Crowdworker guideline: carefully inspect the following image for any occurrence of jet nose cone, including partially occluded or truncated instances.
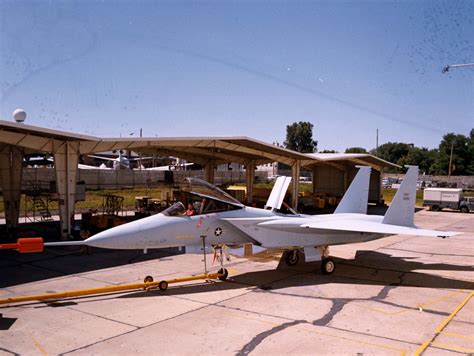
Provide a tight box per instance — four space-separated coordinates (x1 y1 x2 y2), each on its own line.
85 220 143 249
84 214 171 250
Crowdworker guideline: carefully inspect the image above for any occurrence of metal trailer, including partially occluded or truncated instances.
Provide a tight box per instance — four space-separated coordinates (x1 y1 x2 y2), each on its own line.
423 188 466 212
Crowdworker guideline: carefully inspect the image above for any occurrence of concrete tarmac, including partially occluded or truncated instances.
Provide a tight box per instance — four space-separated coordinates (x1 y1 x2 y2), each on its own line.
0 209 473 355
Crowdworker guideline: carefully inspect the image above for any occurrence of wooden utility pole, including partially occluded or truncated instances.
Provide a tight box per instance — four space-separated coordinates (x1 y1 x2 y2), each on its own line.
448 141 454 177
375 129 379 156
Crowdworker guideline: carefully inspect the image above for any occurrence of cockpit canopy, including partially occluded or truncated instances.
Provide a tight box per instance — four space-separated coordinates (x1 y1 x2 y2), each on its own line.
163 202 186 216
180 178 244 207
162 177 244 217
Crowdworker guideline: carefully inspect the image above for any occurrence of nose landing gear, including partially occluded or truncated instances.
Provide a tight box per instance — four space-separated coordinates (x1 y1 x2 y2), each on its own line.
217 268 228 281
201 235 228 281
213 245 229 281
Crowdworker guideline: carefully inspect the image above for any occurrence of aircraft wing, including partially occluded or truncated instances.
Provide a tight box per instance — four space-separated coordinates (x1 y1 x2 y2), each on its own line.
300 220 461 238
218 219 263 246
78 163 111 170
143 163 195 171
88 155 114 161
128 156 154 161
255 216 461 237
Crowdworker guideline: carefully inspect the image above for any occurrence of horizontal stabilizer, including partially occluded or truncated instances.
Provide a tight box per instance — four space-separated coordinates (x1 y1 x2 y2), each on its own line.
265 176 292 210
334 166 371 214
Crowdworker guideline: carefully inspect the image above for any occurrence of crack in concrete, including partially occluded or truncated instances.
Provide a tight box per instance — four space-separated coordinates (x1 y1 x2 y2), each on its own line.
236 319 305 356
0 347 19 356
311 279 399 328
313 299 346 326
59 275 258 355
59 303 212 355
66 304 141 329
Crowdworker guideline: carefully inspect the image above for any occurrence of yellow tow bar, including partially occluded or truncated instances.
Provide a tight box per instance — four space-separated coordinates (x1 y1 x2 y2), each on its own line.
0 272 225 306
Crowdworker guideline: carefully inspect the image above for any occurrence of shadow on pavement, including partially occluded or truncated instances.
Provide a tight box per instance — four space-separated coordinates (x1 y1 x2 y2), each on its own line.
1 249 472 309
95 250 474 301
0 247 182 288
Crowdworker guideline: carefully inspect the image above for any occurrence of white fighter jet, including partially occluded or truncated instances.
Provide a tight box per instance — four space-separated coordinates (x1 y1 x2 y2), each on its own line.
46 165 460 278
89 151 155 170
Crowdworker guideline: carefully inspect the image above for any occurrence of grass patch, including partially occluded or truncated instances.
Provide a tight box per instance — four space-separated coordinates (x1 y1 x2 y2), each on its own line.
382 188 424 206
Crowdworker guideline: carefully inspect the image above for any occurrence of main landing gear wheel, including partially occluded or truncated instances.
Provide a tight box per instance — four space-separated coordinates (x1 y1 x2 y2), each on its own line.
144 275 154 283
158 280 168 291
461 206 469 213
285 250 299 266
321 258 336 275
218 268 228 281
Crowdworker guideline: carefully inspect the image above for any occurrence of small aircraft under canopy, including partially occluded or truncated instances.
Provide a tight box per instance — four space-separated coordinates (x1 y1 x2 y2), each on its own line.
45 166 460 278
24 154 110 170
23 152 189 171
88 150 152 170
88 152 192 171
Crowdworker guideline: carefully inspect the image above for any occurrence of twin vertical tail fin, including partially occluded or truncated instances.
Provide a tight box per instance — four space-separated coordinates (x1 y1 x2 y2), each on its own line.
334 166 371 214
265 176 292 210
382 165 418 227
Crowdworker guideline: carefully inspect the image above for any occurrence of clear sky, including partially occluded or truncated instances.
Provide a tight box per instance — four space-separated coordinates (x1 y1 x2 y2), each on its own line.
0 0 472 152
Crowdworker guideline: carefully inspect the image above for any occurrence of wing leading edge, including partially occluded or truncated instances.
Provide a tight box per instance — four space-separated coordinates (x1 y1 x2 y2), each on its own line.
300 219 460 238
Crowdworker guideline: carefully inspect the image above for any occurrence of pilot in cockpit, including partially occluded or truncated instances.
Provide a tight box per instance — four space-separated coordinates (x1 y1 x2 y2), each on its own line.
185 203 196 216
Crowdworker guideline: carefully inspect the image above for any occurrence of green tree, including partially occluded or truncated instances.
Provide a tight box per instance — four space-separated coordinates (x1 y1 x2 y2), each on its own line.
345 147 367 153
284 121 317 153
370 142 412 165
368 130 473 175
435 133 470 175
397 147 435 174
466 129 474 175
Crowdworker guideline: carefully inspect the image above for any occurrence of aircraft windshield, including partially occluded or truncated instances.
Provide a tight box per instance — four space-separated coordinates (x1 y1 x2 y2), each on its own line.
180 178 244 207
162 202 186 216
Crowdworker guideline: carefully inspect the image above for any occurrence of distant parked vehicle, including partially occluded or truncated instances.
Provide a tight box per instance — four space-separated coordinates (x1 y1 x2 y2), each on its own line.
382 177 401 189
267 175 281 182
382 179 391 188
423 188 473 213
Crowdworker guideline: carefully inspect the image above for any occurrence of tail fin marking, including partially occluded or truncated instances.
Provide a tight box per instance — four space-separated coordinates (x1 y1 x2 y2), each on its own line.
382 165 418 227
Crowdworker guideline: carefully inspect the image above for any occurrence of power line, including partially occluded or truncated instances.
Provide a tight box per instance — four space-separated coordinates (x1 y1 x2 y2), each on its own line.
442 62 474 73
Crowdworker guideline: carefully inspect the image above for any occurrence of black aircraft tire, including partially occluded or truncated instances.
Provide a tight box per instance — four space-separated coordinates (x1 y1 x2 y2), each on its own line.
460 206 469 213
285 250 299 266
144 275 154 283
218 268 228 281
321 258 336 275
158 280 168 291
